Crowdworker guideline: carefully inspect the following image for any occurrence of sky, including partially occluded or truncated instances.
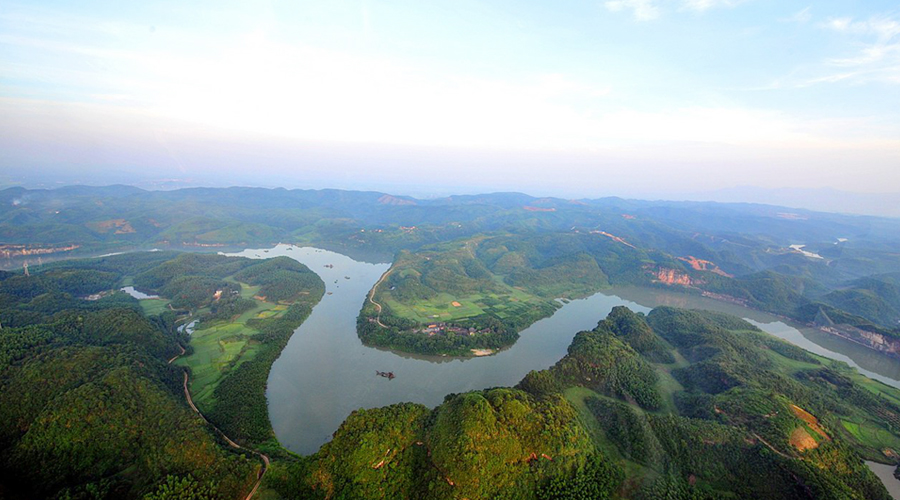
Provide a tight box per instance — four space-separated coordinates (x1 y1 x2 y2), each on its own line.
1 0 899 199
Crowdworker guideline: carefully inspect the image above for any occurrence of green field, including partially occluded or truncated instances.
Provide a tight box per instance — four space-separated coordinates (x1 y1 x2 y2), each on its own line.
840 417 900 453
229 277 262 299
377 244 558 326
175 282 282 411
564 386 623 458
383 286 545 324
138 297 171 316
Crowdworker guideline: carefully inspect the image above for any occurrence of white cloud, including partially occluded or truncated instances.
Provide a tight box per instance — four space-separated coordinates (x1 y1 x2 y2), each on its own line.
783 6 811 24
1 3 895 153
604 0 748 21
604 0 660 21
807 14 900 85
680 0 745 13
824 15 900 40
825 17 852 32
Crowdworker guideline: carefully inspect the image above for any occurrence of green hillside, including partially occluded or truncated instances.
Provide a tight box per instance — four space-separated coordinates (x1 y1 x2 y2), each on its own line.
3 248 900 499
6 185 900 353
0 255 259 499
0 251 324 499
266 306 900 499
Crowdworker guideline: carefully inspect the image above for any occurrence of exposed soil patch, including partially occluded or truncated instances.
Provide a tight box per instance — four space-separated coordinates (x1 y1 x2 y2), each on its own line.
790 404 830 441
90 219 136 234
652 267 695 286
678 256 733 277
790 427 819 451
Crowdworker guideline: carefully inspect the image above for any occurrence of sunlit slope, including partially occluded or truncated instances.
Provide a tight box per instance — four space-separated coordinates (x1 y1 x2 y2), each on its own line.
0 253 263 499
268 306 900 499
132 254 325 445
4 185 900 348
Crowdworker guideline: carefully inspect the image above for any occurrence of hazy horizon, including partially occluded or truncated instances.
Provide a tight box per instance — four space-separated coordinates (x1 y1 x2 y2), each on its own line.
4 177 900 219
2 1 899 206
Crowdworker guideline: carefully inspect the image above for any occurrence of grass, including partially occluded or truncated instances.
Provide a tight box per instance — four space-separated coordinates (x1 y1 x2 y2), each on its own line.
382 284 548 324
839 417 900 456
375 241 561 327
848 368 900 408
754 344 900 460
764 352 821 375
175 322 255 409
175 282 286 412
139 298 171 316
842 420 865 441
563 387 659 492
653 365 684 415
564 386 623 459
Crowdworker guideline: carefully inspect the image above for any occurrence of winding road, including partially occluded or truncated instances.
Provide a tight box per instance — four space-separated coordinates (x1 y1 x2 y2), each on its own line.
752 432 795 460
367 267 393 328
169 344 270 500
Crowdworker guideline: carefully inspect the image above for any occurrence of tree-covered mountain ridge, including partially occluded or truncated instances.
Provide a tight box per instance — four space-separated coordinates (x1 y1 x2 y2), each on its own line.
5 185 899 357
359 230 900 357
0 251 325 499
269 306 900 499
3 250 900 498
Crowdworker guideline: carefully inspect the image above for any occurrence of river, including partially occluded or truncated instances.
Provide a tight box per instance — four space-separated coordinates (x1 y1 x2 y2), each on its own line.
226 244 900 493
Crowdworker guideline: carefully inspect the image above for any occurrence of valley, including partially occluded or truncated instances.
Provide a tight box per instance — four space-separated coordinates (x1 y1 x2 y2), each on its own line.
5 1 899 496
3 186 900 499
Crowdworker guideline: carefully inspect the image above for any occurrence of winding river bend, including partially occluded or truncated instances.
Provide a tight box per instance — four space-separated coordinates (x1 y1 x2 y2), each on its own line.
227 245 900 461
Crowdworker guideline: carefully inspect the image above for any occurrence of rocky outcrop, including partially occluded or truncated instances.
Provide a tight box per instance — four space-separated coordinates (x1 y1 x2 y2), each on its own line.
653 267 694 286
677 256 733 277
819 323 900 358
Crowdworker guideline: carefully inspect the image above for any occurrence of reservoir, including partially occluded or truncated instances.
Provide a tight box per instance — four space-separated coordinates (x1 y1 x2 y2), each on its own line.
227 245 900 461
120 286 159 300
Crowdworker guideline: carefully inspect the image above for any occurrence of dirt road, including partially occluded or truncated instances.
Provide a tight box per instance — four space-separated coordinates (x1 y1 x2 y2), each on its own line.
367 268 393 328
171 345 270 500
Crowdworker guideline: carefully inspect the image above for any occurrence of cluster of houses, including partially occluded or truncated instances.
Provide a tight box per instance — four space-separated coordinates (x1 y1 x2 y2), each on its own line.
418 322 478 337
365 316 492 338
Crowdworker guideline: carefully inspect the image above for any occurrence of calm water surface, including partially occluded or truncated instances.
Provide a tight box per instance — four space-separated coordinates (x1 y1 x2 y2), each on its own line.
866 461 900 500
228 245 900 468
120 286 159 299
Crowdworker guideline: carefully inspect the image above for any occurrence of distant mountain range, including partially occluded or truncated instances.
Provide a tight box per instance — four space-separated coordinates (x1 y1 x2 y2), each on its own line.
680 187 900 218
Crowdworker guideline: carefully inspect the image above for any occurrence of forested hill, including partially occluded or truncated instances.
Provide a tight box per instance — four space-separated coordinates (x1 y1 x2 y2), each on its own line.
0 251 324 499
3 185 899 260
3 246 900 498
356 228 900 357
6 185 900 349
267 306 900 499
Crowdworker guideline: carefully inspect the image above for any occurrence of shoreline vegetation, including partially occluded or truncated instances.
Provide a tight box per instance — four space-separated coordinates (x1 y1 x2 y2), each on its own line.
356 231 900 359
150 254 326 449
0 251 324 498
4 185 900 497
265 306 900 499
3 249 900 498
355 237 605 357
4 186 900 360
